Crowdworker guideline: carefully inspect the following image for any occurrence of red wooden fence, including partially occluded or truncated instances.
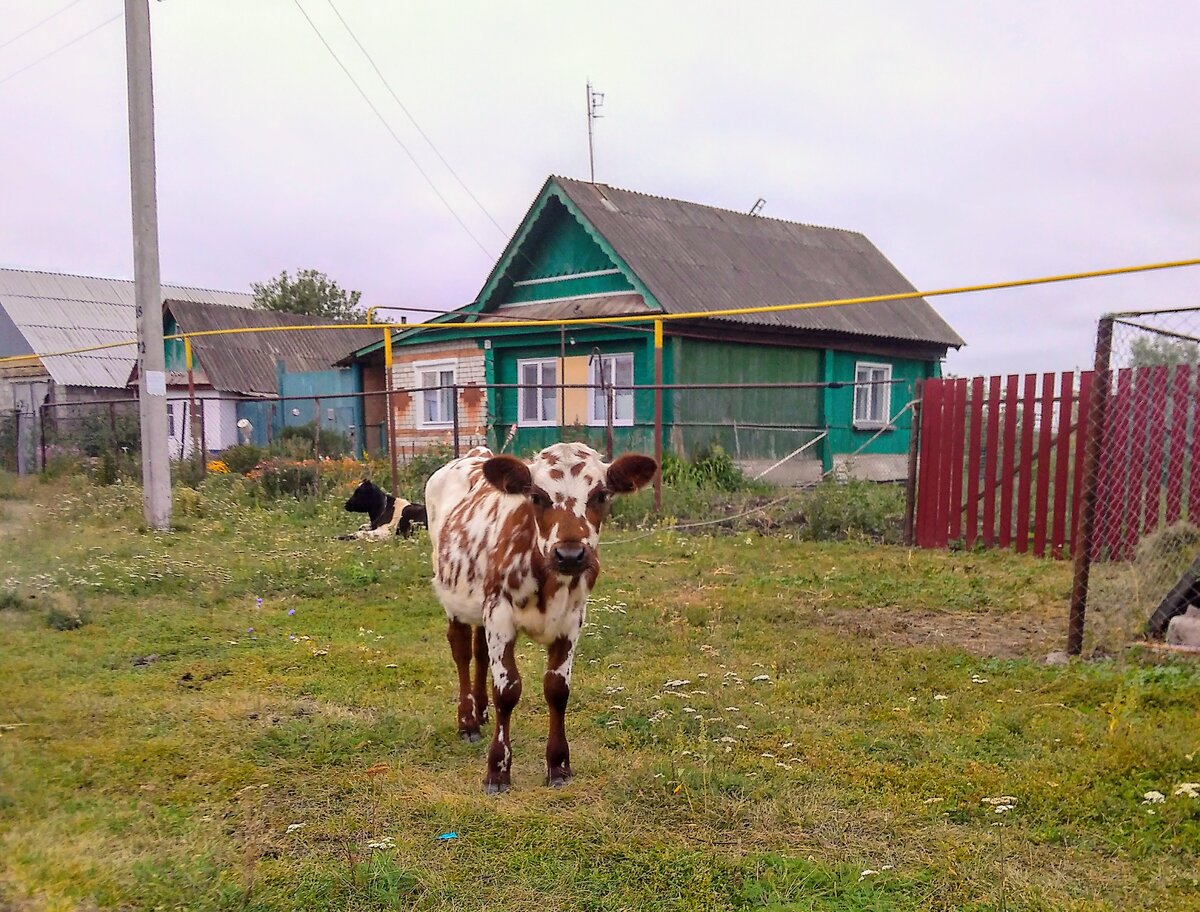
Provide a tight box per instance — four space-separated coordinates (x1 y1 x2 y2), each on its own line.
917 365 1200 560
916 371 1089 557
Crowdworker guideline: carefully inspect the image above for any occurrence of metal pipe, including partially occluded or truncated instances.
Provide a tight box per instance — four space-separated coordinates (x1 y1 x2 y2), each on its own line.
1067 316 1115 656
452 384 461 458
185 336 204 476
39 403 46 472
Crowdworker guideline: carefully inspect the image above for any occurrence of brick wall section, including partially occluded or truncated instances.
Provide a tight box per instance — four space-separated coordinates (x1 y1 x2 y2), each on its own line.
388 342 489 454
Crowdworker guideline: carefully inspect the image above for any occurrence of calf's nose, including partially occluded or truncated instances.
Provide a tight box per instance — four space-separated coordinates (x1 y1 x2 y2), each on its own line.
553 542 586 571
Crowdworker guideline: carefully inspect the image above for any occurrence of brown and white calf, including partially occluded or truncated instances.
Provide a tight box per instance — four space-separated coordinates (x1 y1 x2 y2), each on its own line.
424 443 657 793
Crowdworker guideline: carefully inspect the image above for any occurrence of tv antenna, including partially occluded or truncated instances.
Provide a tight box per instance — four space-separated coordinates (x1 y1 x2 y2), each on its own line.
586 80 604 183
749 198 766 216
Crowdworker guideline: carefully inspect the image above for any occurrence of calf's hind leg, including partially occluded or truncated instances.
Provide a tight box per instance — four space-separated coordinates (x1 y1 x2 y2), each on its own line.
484 625 522 794
472 625 489 724
447 620 481 742
544 635 576 787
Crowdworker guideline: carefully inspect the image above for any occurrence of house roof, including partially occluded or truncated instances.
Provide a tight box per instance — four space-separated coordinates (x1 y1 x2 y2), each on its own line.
550 177 965 348
165 299 378 395
0 267 254 388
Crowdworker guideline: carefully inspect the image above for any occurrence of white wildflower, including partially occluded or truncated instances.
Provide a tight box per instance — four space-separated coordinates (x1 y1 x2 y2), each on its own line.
859 869 878 881
1173 783 1199 799
286 823 306 834
1142 790 1166 804
664 679 691 688
933 694 948 701
752 674 771 682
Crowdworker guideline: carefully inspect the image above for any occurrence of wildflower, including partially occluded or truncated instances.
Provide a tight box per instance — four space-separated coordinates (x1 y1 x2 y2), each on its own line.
752 674 771 683
933 694 948 701
1143 790 1166 804
288 608 296 616
664 679 691 688
366 836 395 850
859 869 878 881
1173 783 1200 799
286 823 305 834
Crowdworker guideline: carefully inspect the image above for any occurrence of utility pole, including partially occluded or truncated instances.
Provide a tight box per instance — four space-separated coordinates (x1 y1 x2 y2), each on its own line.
586 80 603 183
125 0 171 530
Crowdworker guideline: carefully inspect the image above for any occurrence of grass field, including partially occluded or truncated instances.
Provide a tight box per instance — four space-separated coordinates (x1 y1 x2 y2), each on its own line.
1 474 1198 911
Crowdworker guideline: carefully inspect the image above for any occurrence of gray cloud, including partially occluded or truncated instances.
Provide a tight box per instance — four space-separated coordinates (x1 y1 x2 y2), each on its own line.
2 0 1198 375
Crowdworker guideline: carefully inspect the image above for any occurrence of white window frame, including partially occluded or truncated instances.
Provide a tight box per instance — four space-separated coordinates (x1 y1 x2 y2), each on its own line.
588 352 635 427
517 358 559 427
853 361 893 430
414 359 457 428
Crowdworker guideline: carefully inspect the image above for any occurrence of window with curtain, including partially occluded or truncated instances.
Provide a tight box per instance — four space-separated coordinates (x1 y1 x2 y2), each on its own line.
588 353 634 426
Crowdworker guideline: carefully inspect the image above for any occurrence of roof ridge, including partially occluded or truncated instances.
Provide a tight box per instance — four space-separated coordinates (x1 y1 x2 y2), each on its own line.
0 265 252 297
550 175 862 236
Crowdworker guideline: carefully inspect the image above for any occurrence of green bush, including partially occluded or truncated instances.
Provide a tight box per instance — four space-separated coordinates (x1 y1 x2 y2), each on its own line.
276 423 350 458
219 443 266 475
799 479 904 543
94 450 118 486
661 445 750 492
257 458 320 498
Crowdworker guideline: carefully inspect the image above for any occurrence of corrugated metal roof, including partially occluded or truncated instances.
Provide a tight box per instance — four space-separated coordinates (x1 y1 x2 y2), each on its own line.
552 177 965 348
167 299 378 395
0 267 255 388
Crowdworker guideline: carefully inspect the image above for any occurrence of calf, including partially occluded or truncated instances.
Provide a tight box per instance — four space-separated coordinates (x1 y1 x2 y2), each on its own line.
342 479 428 541
425 443 657 793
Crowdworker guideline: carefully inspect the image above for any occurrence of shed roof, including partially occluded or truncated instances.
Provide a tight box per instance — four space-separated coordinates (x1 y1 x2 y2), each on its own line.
0 267 254 388
550 177 964 348
165 299 378 395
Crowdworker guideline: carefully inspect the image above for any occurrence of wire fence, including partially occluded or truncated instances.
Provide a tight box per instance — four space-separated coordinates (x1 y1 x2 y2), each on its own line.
1 377 921 493
1070 306 1200 653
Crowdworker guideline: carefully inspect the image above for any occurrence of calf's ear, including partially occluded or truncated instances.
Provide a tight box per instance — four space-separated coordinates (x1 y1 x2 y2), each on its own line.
606 454 658 493
483 455 533 495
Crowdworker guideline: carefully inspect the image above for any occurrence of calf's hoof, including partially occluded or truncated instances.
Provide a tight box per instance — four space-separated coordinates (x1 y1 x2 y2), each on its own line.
459 730 482 744
546 769 574 788
483 780 510 795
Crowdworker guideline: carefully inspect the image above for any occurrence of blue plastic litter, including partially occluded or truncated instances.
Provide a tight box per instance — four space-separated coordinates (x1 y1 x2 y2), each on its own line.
437 832 458 841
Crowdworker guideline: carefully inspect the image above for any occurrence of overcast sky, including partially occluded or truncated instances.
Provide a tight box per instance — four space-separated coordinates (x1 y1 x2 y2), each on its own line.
2 0 1199 376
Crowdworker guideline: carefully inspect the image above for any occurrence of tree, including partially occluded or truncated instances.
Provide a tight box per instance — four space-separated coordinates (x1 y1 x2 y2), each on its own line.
1129 336 1200 368
251 269 364 321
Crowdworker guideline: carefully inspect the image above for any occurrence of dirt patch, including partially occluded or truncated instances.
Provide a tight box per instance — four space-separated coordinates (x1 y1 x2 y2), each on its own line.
819 605 1060 658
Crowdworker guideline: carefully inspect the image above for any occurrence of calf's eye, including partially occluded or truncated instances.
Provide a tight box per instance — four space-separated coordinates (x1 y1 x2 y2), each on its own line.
531 491 552 509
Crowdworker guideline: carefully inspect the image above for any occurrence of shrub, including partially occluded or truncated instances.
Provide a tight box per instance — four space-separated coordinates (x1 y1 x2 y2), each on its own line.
276 423 350 458
799 479 905 543
219 443 267 475
257 458 320 498
661 446 750 492
94 450 118 486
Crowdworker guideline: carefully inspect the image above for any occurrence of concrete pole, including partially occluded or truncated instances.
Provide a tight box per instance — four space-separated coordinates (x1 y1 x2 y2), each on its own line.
125 0 171 529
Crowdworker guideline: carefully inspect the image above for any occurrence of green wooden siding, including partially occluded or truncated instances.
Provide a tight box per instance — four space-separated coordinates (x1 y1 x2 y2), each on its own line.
823 350 933 463
490 327 660 457
163 314 189 371
503 198 635 304
672 338 821 460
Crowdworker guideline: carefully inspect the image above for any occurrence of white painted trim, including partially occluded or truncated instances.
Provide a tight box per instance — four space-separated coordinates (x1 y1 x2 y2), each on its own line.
516 357 559 427
511 269 621 287
853 361 893 430
587 352 635 428
413 358 457 428
490 290 653 310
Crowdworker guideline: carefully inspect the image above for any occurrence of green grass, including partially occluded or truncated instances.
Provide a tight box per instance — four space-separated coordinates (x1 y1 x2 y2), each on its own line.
1 476 1198 911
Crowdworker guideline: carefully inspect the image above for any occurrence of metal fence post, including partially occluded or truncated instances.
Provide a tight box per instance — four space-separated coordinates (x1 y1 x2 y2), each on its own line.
384 328 399 493
1067 316 1114 656
451 384 461 458
653 320 664 512
39 403 47 472
903 379 923 546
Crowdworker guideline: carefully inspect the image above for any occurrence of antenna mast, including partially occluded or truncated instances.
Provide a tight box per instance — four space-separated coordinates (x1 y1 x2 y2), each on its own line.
586 80 604 183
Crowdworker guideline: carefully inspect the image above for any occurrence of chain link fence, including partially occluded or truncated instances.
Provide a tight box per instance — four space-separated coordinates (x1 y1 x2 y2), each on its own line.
1074 306 1200 652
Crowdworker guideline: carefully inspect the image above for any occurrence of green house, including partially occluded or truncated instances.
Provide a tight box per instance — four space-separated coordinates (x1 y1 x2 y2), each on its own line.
349 176 963 482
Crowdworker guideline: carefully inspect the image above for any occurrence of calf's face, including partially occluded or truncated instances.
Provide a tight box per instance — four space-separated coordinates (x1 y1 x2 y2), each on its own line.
344 480 383 514
483 444 657 578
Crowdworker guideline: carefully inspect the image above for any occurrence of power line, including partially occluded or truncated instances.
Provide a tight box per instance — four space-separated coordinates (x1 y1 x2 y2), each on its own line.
323 0 509 240
0 0 88 53
291 0 496 262
0 10 121 87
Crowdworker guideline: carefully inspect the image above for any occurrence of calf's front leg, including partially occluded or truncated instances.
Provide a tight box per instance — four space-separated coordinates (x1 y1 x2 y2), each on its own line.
484 621 521 794
544 634 577 787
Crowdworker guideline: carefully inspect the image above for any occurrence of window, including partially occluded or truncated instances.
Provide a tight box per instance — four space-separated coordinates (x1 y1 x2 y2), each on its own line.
166 403 175 437
415 360 456 427
853 362 892 428
588 353 634 427
518 359 558 426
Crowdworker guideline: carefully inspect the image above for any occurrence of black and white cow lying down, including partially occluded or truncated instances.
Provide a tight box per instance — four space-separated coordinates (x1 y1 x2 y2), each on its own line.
341 479 428 541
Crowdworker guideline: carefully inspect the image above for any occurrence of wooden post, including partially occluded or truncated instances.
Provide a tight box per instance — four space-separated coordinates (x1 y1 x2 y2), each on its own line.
312 397 321 460
653 319 663 512
1068 317 1114 656
903 380 922 546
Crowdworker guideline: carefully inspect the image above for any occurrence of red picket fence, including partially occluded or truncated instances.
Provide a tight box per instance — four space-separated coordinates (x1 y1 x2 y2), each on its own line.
917 364 1200 560
915 371 1091 558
